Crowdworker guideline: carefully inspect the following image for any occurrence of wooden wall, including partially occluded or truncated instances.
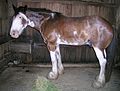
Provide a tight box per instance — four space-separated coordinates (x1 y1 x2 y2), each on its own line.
0 1 7 36
115 5 120 65
0 0 9 58
116 6 120 30
17 0 118 23
0 0 10 72
9 0 119 64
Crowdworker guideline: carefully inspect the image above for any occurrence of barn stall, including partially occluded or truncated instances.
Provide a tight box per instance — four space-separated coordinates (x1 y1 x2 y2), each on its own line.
0 0 120 91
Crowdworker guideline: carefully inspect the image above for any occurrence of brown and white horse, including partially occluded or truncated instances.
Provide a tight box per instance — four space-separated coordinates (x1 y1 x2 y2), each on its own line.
10 5 114 88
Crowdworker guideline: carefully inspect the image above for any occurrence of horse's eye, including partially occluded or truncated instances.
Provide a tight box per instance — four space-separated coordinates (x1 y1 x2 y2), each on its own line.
19 16 22 19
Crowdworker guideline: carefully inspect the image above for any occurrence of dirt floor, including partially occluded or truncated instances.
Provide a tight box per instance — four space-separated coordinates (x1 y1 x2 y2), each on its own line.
0 66 120 91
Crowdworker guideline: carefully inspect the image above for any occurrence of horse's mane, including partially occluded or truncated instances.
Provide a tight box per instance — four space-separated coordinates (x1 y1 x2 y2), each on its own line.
28 8 53 13
14 5 62 17
14 5 62 18
28 8 62 16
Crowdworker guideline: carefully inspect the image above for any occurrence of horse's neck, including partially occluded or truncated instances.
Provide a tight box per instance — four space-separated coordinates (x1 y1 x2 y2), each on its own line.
26 11 43 30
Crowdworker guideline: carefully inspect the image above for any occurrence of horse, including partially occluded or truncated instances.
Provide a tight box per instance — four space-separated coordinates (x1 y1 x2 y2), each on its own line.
10 5 114 88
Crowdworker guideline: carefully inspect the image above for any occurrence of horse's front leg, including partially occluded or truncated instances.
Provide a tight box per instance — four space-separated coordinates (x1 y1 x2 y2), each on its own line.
48 50 58 80
93 47 106 88
56 45 64 75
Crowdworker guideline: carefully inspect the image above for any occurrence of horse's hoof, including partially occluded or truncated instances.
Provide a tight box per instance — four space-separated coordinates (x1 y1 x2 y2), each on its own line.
58 67 64 75
92 80 105 88
47 71 58 80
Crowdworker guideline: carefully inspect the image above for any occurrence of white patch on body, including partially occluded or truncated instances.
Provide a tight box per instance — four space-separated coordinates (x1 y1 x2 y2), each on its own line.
51 13 55 18
28 20 35 27
87 20 90 28
56 34 79 45
73 31 77 35
104 49 106 58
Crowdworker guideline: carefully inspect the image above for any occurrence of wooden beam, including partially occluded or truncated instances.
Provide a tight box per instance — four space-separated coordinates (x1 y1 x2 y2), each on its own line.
0 52 11 69
0 52 11 73
17 0 119 8
10 42 32 54
0 36 11 45
17 63 99 68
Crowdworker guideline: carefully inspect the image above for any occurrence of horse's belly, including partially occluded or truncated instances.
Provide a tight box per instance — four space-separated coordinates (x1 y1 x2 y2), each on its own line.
57 37 85 46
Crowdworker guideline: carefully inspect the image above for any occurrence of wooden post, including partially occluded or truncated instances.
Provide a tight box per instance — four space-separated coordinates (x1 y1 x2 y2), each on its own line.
26 54 32 63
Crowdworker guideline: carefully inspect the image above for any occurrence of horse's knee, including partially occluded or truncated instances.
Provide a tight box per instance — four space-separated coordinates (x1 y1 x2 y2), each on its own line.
47 41 57 51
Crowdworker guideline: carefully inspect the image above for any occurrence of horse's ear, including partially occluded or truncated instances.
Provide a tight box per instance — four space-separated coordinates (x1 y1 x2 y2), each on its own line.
12 4 17 12
24 5 27 12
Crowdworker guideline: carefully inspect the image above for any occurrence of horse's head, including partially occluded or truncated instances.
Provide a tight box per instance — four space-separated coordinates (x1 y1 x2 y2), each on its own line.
10 5 35 38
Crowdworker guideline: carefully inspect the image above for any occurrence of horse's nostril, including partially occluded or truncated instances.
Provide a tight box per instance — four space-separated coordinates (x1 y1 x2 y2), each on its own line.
13 32 15 35
11 30 19 36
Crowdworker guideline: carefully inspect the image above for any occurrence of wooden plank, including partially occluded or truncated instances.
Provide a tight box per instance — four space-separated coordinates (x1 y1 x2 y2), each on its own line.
0 19 2 36
26 54 32 63
0 3 2 18
116 6 120 29
0 53 11 73
17 63 99 68
0 46 1 59
32 44 97 63
33 43 50 63
10 42 32 54
0 52 11 67
17 0 119 7
18 0 116 24
0 36 10 45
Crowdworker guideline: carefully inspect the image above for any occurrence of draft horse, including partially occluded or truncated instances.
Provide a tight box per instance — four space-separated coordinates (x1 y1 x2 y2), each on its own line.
10 5 114 88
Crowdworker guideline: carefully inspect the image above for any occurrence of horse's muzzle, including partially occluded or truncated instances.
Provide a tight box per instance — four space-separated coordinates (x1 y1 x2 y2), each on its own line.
10 30 19 38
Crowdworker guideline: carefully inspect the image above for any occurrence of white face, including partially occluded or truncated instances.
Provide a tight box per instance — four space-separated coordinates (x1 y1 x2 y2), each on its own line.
10 12 35 38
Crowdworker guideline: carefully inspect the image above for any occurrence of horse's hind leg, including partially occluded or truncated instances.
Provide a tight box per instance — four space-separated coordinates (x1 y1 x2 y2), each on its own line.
93 47 107 88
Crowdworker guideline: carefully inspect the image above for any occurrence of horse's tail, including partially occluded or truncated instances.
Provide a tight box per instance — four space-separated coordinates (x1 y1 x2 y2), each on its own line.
105 29 117 82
